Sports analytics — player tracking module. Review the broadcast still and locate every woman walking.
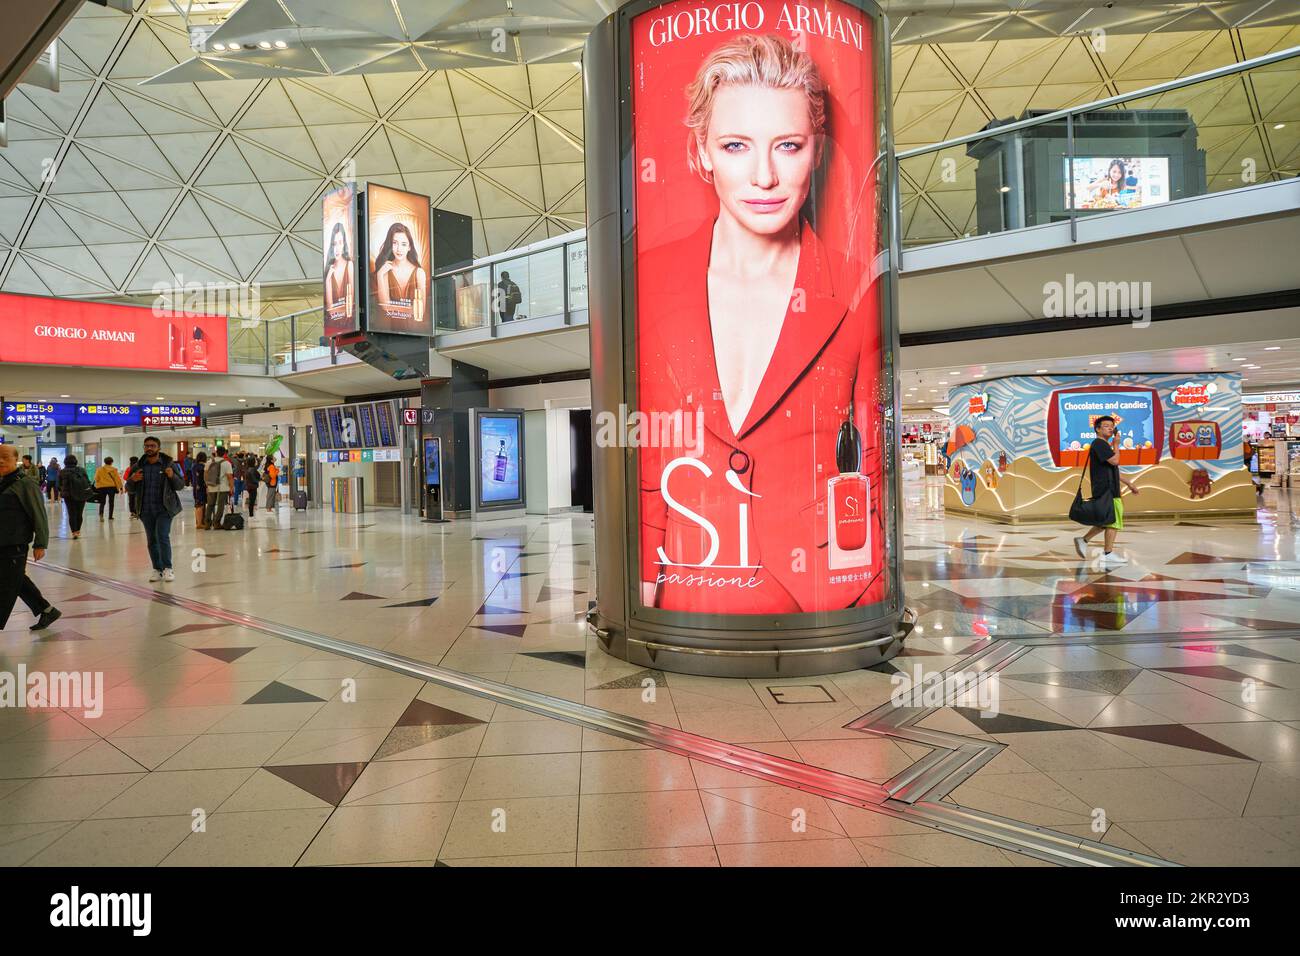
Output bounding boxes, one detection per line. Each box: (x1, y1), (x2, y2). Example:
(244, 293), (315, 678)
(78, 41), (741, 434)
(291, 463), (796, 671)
(264, 456), (279, 512)
(244, 456), (260, 517)
(93, 456), (125, 520)
(191, 451), (209, 529)
(58, 454), (93, 539)
(124, 455), (141, 520)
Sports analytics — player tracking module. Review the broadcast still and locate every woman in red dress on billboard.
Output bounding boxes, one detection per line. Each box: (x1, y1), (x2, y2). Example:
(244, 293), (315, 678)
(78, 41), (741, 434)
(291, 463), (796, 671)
(637, 33), (883, 616)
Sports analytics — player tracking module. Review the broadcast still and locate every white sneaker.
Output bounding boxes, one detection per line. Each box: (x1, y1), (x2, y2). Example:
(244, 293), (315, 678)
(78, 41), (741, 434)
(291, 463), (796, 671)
(1073, 536), (1090, 559)
(161, 568), (175, 583)
(1099, 552), (1128, 569)
(148, 570), (161, 582)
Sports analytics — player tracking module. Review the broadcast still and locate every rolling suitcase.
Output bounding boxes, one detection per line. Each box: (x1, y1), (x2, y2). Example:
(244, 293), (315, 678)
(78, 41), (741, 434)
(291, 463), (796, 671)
(222, 512), (245, 531)
(293, 491), (308, 511)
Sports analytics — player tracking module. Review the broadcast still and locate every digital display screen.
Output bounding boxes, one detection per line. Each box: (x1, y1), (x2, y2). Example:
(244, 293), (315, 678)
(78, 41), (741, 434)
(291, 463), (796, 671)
(478, 413), (522, 506)
(322, 182), (359, 337)
(1067, 156), (1170, 210)
(375, 402), (396, 447)
(1052, 388), (1161, 466)
(366, 184), (431, 335)
(358, 404), (377, 448)
(424, 437), (441, 487)
(313, 409), (331, 449)
(327, 407), (347, 450)
(626, 0), (885, 613)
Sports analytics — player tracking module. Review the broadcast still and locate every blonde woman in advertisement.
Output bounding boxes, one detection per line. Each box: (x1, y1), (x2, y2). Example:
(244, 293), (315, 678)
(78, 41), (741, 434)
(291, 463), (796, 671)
(637, 33), (883, 614)
(374, 222), (427, 325)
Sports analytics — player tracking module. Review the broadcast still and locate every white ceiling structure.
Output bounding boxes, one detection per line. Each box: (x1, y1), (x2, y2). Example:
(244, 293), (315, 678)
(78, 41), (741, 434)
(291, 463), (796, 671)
(0, 0), (1296, 318)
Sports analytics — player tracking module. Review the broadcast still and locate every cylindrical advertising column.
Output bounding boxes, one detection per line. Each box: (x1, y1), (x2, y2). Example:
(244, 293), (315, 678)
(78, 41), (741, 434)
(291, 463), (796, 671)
(585, 0), (910, 677)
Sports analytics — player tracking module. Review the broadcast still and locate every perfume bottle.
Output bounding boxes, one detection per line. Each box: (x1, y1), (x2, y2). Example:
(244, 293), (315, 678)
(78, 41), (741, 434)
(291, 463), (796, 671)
(493, 440), (508, 482)
(829, 407), (868, 552)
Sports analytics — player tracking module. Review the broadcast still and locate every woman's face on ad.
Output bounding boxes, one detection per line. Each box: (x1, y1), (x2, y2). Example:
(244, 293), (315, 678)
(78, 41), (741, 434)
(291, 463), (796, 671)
(332, 230), (344, 258)
(392, 230), (410, 262)
(700, 84), (817, 236)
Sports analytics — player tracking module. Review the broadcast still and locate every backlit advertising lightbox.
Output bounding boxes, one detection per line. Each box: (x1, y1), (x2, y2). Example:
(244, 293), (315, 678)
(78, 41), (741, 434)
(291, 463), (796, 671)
(322, 182), (359, 337)
(366, 183), (431, 335)
(629, 0), (886, 616)
(1049, 385), (1162, 466)
(475, 411), (524, 509)
(0, 292), (228, 373)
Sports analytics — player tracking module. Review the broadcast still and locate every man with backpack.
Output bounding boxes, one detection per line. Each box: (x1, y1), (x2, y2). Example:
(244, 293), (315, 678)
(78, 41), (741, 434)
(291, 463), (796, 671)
(203, 446), (234, 530)
(57, 455), (96, 539)
(0, 445), (62, 631)
(128, 436), (186, 583)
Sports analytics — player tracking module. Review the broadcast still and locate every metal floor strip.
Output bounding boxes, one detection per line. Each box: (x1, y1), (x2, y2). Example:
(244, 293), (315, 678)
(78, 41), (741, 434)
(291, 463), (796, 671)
(37, 561), (1175, 867)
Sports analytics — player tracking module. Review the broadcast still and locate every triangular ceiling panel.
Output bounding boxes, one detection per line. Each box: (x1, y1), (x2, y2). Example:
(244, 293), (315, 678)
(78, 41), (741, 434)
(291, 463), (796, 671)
(256, 235), (308, 282)
(2, 254), (52, 295)
(85, 241), (147, 287)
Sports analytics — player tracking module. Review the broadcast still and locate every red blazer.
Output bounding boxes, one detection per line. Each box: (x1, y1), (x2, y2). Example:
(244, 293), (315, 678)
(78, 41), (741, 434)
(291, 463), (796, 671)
(636, 220), (886, 615)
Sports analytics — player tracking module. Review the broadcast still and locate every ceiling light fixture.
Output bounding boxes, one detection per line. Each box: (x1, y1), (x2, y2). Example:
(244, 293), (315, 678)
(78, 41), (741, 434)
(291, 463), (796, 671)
(1105, 363), (1119, 368)
(258, 40), (273, 50)
(211, 42), (226, 51)
(274, 40), (288, 49)
(1275, 123), (1286, 130)
(1264, 346), (1281, 351)
(1089, 360), (1103, 365)
(227, 43), (240, 51)
(1035, 369), (1048, 373)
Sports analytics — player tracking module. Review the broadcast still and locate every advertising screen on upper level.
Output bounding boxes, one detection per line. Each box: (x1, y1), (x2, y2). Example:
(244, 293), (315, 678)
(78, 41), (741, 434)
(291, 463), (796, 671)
(0, 292), (228, 373)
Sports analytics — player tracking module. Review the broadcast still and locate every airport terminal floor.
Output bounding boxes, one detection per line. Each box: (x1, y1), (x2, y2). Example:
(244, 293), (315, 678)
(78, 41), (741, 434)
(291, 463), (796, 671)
(3, 479), (1297, 868)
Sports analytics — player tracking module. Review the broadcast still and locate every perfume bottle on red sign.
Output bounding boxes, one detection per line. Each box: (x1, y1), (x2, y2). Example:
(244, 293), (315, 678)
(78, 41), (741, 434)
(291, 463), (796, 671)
(829, 407), (867, 551)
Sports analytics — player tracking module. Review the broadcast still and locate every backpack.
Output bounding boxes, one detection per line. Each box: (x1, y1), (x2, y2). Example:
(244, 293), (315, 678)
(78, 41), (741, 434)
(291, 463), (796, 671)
(66, 468), (96, 503)
(205, 457), (223, 486)
(245, 465), (260, 486)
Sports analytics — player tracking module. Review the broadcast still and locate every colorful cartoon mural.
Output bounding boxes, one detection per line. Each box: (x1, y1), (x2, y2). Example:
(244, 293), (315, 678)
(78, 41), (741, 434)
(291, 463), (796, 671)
(943, 373), (1253, 520)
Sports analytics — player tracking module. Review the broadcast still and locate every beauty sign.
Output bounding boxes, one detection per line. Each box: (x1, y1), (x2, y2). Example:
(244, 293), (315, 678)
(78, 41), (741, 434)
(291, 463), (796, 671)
(1170, 381), (1215, 407)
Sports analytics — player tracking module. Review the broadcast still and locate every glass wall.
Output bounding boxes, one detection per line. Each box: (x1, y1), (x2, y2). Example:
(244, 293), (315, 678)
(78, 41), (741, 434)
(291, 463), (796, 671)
(897, 49), (1300, 248)
(434, 235), (587, 333)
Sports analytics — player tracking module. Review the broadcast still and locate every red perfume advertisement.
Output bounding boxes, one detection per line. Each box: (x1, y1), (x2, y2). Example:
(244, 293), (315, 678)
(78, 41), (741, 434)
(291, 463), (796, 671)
(0, 292), (228, 373)
(322, 182), (358, 338)
(630, 0), (885, 615)
(366, 183), (431, 336)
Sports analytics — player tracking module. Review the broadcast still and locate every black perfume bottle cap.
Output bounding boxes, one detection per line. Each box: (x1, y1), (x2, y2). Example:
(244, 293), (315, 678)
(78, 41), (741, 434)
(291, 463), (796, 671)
(836, 408), (861, 474)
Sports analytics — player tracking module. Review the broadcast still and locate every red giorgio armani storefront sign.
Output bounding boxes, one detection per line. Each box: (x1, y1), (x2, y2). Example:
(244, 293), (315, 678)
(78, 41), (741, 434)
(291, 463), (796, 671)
(0, 292), (228, 373)
(629, 0), (885, 616)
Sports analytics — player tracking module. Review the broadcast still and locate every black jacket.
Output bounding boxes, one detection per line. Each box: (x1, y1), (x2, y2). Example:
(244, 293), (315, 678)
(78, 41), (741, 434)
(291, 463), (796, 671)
(132, 453), (187, 517)
(0, 471), (49, 550)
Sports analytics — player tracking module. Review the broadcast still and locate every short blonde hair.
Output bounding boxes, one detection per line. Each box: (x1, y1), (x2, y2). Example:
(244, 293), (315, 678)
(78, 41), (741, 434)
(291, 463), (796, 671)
(684, 34), (827, 179)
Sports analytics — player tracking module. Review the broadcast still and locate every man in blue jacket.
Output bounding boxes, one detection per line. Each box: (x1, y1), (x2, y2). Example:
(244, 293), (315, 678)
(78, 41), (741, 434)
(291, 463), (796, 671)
(0, 445), (62, 630)
(128, 436), (186, 584)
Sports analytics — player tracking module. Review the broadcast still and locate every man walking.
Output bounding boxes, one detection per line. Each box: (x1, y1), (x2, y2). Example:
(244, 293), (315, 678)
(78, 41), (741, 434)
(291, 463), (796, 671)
(203, 446), (233, 530)
(1074, 415), (1140, 568)
(129, 436), (186, 583)
(0, 445), (62, 631)
(19, 455), (39, 482)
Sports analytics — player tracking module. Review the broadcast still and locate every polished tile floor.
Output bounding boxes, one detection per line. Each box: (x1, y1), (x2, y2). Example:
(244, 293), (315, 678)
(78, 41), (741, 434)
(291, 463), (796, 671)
(1, 478), (1296, 867)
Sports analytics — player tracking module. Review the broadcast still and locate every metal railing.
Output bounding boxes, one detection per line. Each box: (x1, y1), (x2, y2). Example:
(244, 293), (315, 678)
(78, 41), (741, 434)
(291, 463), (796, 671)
(217, 47), (1298, 370)
(432, 232), (588, 334)
(893, 44), (1300, 249)
(228, 306), (335, 373)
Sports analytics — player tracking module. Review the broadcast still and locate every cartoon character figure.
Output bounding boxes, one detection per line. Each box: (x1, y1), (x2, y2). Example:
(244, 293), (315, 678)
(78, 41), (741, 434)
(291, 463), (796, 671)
(981, 460), (999, 489)
(959, 466), (978, 506)
(1189, 469), (1212, 499)
(1195, 424), (1216, 447)
(998, 452), (1008, 473)
(1121, 436), (1135, 450)
(1069, 440), (1082, 451)
(1174, 423), (1196, 447)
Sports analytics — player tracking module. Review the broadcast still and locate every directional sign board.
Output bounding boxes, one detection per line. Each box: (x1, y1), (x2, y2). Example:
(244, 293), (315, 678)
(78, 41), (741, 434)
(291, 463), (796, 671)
(3, 400), (200, 429)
